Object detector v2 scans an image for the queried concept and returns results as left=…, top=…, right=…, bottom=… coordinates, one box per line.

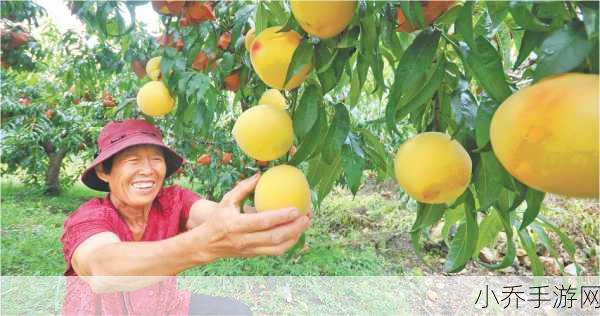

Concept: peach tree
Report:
left=0, top=18, right=145, bottom=195
left=67, top=1, right=599, bottom=274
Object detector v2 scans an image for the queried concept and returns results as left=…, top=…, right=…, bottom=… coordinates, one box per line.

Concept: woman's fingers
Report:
left=221, top=173, right=260, bottom=206
left=231, top=207, right=301, bottom=233
left=307, top=208, right=313, bottom=220
left=239, top=215, right=310, bottom=248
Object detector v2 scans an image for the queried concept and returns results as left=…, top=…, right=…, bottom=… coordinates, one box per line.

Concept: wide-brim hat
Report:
left=81, top=119, right=183, bottom=191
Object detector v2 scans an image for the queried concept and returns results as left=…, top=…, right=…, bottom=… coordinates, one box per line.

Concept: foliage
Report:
left=1, top=70, right=97, bottom=193
left=3, top=0, right=598, bottom=275
left=1, top=1, right=46, bottom=24
left=0, top=1, right=46, bottom=70
left=0, top=21, right=144, bottom=194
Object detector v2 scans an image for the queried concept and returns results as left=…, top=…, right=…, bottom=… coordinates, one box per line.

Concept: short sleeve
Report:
left=176, top=186, right=201, bottom=226
left=61, top=200, right=114, bottom=275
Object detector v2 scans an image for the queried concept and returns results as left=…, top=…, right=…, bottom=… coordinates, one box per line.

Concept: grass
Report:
left=1, top=180, right=103, bottom=275
left=1, top=180, right=406, bottom=276
left=2, top=178, right=598, bottom=277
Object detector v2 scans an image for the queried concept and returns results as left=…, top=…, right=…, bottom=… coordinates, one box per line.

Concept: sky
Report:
left=34, top=0, right=162, bottom=35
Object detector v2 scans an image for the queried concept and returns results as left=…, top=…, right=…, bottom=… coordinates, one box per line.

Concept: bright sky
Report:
left=34, top=0, right=162, bottom=35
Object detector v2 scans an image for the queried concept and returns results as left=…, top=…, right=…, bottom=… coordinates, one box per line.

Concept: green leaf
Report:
left=398, top=1, right=424, bottom=30
left=382, top=21, right=405, bottom=61
left=534, top=22, right=593, bottom=81
left=455, top=37, right=512, bottom=103
left=517, top=228, right=544, bottom=276
left=284, top=233, right=306, bottom=259
left=509, top=2, right=551, bottom=32
left=177, top=72, right=194, bottom=95
left=395, top=58, right=445, bottom=122
left=475, top=151, right=506, bottom=211
left=445, top=191, right=478, bottom=273
left=341, top=145, right=365, bottom=196
left=477, top=2, right=509, bottom=38
left=183, top=99, right=205, bottom=128
left=290, top=106, right=327, bottom=166
left=293, top=85, right=321, bottom=141
left=255, top=2, right=268, bottom=34
left=218, top=52, right=235, bottom=76
left=535, top=2, right=569, bottom=23
left=532, top=224, right=559, bottom=258
left=514, top=30, right=546, bottom=69
left=360, top=128, right=388, bottom=175
left=480, top=205, right=516, bottom=270
left=519, top=188, right=545, bottom=231
left=359, top=13, right=385, bottom=93
left=455, top=2, right=474, bottom=49
left=450, top=80, right=477, bottom=133
left=474, top=97, right=497, bottom=148
left=536, top=216, right=577, bottom=263
left=307, top=156, right=325, bottom=188
left=318, top=48, right=353, bottom=94
left=385, top=29, right=441, bottom=135
left=357, top=53, right=370, bottom=94
left=474, top=208, right=503, bottom=257
left=315, top=43, right=337, bottom=73
left=316, top=154, right=343, bottom=204
left=346, top=131, right=365, bottom=160
left=360, top=13, right=378, bottom=55
left=317, top=68, right=337, bottom=95
left=410, top=203, right=445, bottom=261
left=278, top=13, right=301, bottom=34
left=176, top=93, right=190, bottom=122
left=496, top=183, right=527, bottom=213
left=233, top=4, right=255, bottom=26
left=411, top=203, right=446, bottom=232
left=284, top=40, right=314, bottom=88
left=322, top=104, right=351, bottom=164
left=95, top=3, right=111, bottom=37
left=160, top=55, right=174, bottom=81
left=370, top=52, right=386, bottom=94
left=264, top=0, right=287, bottom=25
left=581, top=3, right=599, bottom=39
left=442, top=205, right=464, bottom=247
left=485, top=1, right=510, bottom=22
left=197, top=102, right=210, bottom=129
left=186, top=73, right=210, bottom=101
left=429, top=5, right=458, bottom=28
left=336, top=26, right=360, bottom=49
left=348, top=67, right=361, bottom=106
left=590, top=41, right=599, bottom=73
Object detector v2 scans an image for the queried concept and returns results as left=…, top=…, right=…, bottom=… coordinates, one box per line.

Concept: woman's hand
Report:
left=189, top=174, right=312, bottom=262
left=243, top=204, right=313, bottom=221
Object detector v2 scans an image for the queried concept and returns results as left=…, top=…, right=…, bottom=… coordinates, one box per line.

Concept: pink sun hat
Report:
left=81, top=119, right=183, bottom=191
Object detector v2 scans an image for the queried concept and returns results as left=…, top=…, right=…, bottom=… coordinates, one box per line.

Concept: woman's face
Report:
left=96, top=145, right=167, bottom=209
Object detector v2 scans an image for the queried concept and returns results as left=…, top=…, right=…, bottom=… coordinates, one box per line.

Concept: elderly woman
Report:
left=61, top=119, right=311, bottom=315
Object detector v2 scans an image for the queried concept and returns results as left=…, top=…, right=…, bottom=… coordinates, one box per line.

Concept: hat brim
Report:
left=81, top=134, right=183, bottom=192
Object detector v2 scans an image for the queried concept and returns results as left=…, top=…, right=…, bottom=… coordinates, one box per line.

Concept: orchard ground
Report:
left=2, top=174, right=597, bottom=277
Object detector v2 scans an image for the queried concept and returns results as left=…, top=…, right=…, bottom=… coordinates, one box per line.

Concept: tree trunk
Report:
left=41, top=141, right=67, bottom=196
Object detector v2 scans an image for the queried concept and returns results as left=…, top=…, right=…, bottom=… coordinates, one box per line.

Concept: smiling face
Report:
left=95, top=145, right=167, bottom=209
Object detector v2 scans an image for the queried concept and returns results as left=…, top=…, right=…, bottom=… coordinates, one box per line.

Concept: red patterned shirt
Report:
left=61, top=185, right=200, bottom=315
